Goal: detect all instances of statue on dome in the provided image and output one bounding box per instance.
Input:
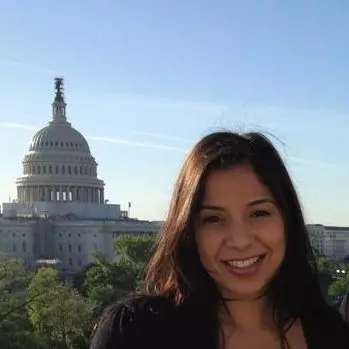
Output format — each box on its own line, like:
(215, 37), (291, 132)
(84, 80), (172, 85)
(54, 77), (64, 101)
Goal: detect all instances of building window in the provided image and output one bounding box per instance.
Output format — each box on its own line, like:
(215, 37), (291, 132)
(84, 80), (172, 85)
(62, 166), (65, 174)
(78, 245), (81, 253)
(55, 165), (59, 174)
(69, 258), (72, 266)
(12, 233), (15, 237)
(69, 244), (72, 252)
(93, 243), (97, 250)
(59, 243), (62, 252)
(12, 244), (16, 252)
(22, 241), (26, 252)
(68, 233), (71, 237)
(43, 165), (46, 174)
(49, 165), (52, 174)
(68, 166), (71, 174)
(78, 233), (81, 238)
(78, 259), (82, 267)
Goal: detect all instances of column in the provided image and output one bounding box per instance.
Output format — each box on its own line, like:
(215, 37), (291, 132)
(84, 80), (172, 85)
(101, 188), (104, 204)
(44, 187), (49, 201)
(29, 187), (33, 202)
(59, 187), (63, 201)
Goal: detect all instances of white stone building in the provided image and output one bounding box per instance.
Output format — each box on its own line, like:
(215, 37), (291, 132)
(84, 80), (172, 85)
(0, 78), (161, 275)
(307, 224), (349, 261)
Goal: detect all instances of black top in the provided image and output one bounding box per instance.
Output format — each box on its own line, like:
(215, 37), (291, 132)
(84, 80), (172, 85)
(340, 285), (349, 323)
(90, 295), (349, 349)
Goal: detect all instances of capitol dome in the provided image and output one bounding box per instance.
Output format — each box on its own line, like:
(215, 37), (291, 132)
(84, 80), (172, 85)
(30, 124), (90, 153)
(15, 78), (105, 205)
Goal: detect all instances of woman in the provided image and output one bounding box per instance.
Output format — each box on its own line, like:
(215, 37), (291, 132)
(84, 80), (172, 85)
(90, 131), (349, 349)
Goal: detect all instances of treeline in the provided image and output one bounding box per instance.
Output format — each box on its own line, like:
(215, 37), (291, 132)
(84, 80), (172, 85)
(1, 235), (348, 349)
(0, 235), (155, 349)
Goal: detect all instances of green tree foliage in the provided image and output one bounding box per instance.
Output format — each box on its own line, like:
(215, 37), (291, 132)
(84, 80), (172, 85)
(328, 274), (349, 297)
(0, 235), (156, 347)
(27, 267), (91, 349)
(0, 254), (46, 349)
(84, 234), (155, 317)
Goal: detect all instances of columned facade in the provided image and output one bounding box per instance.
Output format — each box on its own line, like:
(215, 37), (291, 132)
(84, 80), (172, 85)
(17, 185), (105, 204)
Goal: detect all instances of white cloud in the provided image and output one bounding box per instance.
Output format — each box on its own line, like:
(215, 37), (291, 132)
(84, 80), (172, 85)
(0, 120), (334, 167)
(86, 135), (187, 152)
(133, 131), (194, 144)
(0, 122), (39, 131)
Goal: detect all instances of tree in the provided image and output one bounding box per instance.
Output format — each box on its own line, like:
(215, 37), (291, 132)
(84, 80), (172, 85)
(0, 254), (51, 349)
(83, 234), (155, 317)
(328, 274), (349, 297)
(316, 255), (337, 273)
(27, 267), (91, 349)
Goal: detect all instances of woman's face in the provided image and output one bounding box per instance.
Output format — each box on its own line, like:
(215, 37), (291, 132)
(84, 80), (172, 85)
(195, 164), (286, 299)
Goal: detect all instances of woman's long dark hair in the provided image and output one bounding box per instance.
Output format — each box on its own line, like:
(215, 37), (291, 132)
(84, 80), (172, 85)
(143, 131), (326, 348)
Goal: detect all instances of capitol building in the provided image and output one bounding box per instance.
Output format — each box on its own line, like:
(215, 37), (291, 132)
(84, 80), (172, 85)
(0, 78), (160, 275)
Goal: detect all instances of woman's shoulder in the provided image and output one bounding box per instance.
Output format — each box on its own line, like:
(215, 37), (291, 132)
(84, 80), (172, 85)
(302, 304), (349, 348)
(89, 294), (179, 349)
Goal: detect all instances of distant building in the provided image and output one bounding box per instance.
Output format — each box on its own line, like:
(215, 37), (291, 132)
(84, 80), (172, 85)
(307, 224), (349, 261)
(0, 78), (160, 276)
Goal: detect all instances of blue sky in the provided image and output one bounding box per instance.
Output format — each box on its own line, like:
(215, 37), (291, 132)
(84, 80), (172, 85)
(1, 1), (349, 224)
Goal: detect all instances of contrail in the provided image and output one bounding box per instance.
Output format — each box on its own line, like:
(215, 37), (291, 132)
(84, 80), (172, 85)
(86, 135), (187, 153)
(133, 131), (194, 144)
(0, 121), (334, 165)
(0, 122), (187, 152)
(0, 122), (39, 131)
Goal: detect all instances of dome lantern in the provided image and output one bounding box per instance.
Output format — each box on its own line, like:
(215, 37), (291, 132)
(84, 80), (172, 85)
(51, 77), (68, 124)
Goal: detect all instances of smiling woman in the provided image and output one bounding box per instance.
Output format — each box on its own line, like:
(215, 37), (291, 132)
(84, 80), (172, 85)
(195, 165), (286, 302)
(90, 131), (349, 349)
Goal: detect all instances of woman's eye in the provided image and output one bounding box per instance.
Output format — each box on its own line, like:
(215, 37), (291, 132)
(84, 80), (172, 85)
(251, 210), (271, 218)
(202, 215), (221, 224)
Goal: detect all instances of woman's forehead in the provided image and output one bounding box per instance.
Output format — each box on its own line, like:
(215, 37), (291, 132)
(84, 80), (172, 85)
(202, 166), (272, 205)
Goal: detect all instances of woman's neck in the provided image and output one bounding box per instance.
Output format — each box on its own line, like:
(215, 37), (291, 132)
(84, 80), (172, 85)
(219, 296), (274, 332)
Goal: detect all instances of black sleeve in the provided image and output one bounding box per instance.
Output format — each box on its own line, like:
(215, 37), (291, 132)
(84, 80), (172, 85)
(89, 303), (130, 349)
(339, 285), (349, 324)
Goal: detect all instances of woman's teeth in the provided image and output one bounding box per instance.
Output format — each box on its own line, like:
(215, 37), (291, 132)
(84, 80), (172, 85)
(226, 255), (262, 268)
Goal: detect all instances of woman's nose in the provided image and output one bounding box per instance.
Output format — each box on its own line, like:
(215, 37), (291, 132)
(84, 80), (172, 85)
(224, 222), (254, 251)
